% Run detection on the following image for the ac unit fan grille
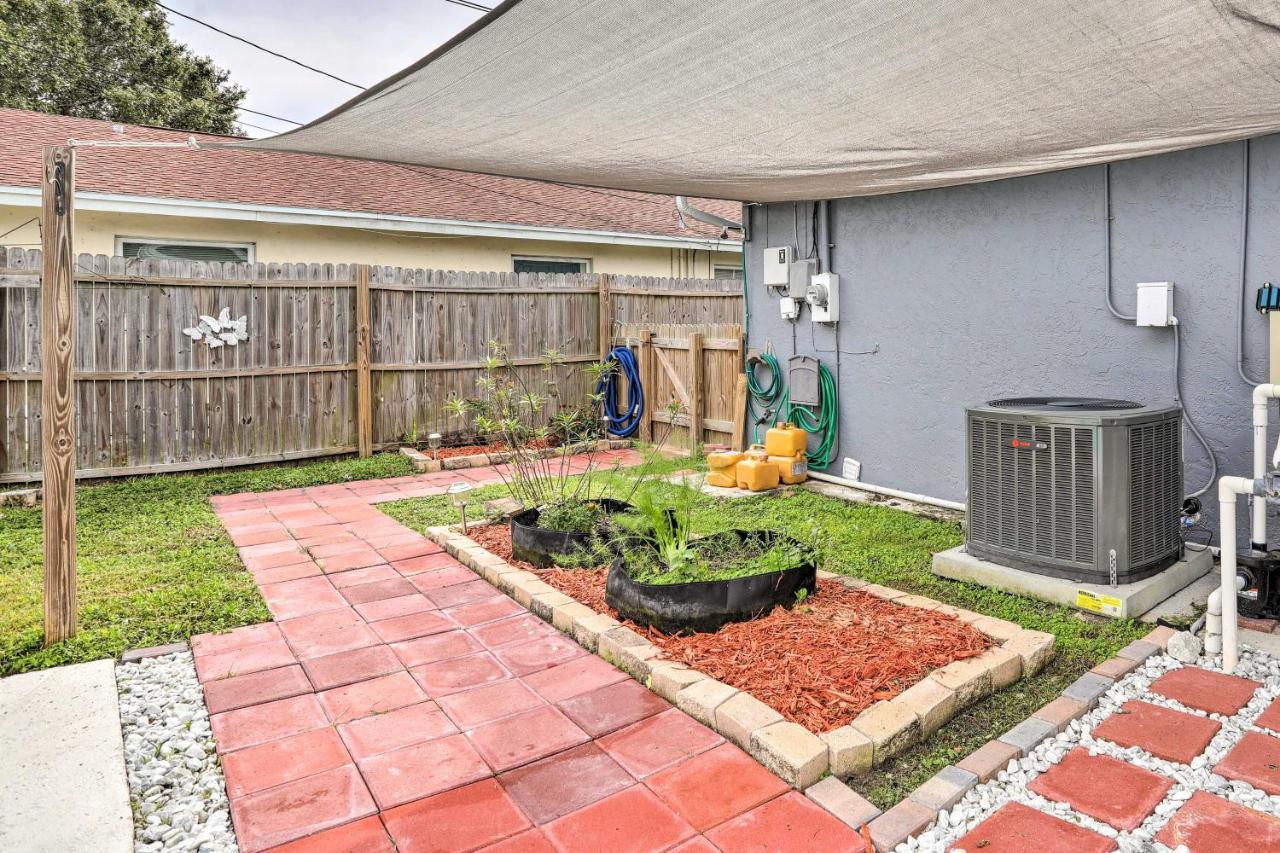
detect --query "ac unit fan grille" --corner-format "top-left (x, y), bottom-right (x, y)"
top-left (1129, 419), bottom-right (1181, 569)
top-left (968, 418), bottom-right (1095, 565)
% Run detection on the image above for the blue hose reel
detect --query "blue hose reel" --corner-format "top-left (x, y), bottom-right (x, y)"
top-left (598, 346), bottom-right (644, 437)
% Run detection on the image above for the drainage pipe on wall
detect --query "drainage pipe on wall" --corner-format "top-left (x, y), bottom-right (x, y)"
top-left (809, 470), bottom-right (966, 513)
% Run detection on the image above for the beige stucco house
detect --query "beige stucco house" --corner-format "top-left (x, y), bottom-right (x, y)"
top-left (0, 109), bottom-right (742, 276)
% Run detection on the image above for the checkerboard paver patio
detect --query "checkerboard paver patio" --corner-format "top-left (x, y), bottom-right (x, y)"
top-left (195, 451), bottom-right (863, 852)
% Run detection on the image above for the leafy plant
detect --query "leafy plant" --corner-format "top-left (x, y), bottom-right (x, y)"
top-left (627, 476), bottom-right (701, 575)
top-left (537, 499), bottom-right (605, 534)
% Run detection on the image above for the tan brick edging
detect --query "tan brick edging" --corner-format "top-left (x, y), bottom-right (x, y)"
top-left (398, 438), bottom-right (632, 473)
top-left (428, 526), bottom-right (1056, 804)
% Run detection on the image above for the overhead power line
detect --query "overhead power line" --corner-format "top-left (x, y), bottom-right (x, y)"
top-left (151, 1), bottom-right (367, 89)
top-left (441, 0), bottom-right (495, 11)
top-left (238, 106), bottom-right (302, 126)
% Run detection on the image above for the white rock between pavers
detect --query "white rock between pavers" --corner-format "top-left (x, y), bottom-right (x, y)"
top-left (116, 651), bottom-right (239, 853)
top-left (1167, 631), bottom-right (1203, 664)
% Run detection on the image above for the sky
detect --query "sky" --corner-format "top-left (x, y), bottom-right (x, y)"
top-left (163, 0), bottom-right (488, 138)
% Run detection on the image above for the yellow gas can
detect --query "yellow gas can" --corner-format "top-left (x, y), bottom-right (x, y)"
top-left (706, 451), bottom-right (744, 488)
top-left (765, 422), bottom-right (808, 459)
top-left (770, 450), bottom-right (809, 485)
top-left (736, 445), bottom-right (780, 491)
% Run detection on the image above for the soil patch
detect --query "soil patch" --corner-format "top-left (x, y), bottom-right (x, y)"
top-left (466, 523), bottom-right (992, 732)
top-left (417, 437), bottom-right (556, 460)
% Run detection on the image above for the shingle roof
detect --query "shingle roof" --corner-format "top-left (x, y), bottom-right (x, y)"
top-left (0, 108), bottom-right (741, 242)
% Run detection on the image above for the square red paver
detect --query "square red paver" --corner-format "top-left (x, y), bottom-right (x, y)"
top-left (480, 829), bottom-right (556, 852)
top-left (542, 785), bottom-right (694, 853)
top-left (391, 631), bottom-right (482, 668)
top-left (498, 742), bottom-right (636, 825)
top-left (523, 655), bottom-right (630, 704)
top-left (210, 694), bottom-right (329, 754)
top-left (427, 579), bottom-right (501, 609)
top-left (1256, 697), bottom-right (1280, 735)
top-left (401, 558), bottom-right (473, 582)
top-left (1214, 730), bottom-right (1280, 795)
top-left (264, 815), bottom-right (394, 853)
top-left (340, 577), bottom-right (419, 606)
top-left (470, 614), bottom-right (556, 648)
top-left (254, 561), bottom-right (324, 585)
top-left (378, 540), bottom-right (442, 563)
top-left (194, 638), bottom-right (298, 682)
top-left (448, 597), bottom-right (527, 628)
top-left (491, 634), bottom-right (586, 677)
top-left (1156, 790), bottom-right (1280, 852)
top-left (355, 593), bottom-right (437, 623)
top-left (597, 708), bottom-right (724, 779)
top-left (949, 801), bottom-right (1118, 853)
top-left (259, 576), bottom-right (348, 620)
top-left (1092, 699), bottom-right (1222, 763)
top-left (317, 671), bottom-right (428, 724)
top-left (1149, 666), bottom-right (1261, 716)
top-left (191, 622), bottom-right (283, 657)
top-left (229, 764), bottom-right (377, 853)
top-left (222, 726), bottom-right (352, 798)
top-left (411, 651), bottom-right (509, 697)
top-left (358, 732), bottom-right (492, 809)
top-left (556, 678), bottom-right (670, 737)
top-left (327, 564), bottom-right (399, 590)
top-left (645, 743), bottom-right (789, 832)
top-left (301, 644), bottom-right (404, 692)
top-left (1029, 748), bottom-right (1173, 830)
top-left (337, 700), bottom-right (458, 760)
top-left (316, 548), bottom-right (385, 574)
top-left (467, 704), bottom-right (591, 772)
top-left (382, 778), bottom-right (531, 853)
top-left (437, 678), bottom-right (546, 729)
top-left (372, 610), bottom-right (458, 645)
top-left (278, 608), bottom-right (380, 660)
top-left (203, 664), bottom-right (312, 715)
top-left (703, 791), bottom-right (862, 852)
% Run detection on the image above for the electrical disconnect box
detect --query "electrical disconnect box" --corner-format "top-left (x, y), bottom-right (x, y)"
top-left (788, 259), bottom-right (816, 299)
top-left (1136, 282), bottom-right (1175, 327)
top-left (763, 247), bottom-right (792, 287)
top-left (807, 272), bottom-right (839, 323)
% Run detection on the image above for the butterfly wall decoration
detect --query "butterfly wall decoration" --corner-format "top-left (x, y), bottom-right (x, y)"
top-left (182, 308), bottom-right (248, 350)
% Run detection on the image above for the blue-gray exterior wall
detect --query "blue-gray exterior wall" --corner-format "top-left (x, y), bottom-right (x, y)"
top-left (744, 137), bottom-right (1280, 537)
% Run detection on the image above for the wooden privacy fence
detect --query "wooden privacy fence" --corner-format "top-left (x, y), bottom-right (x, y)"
top-left (0, 248), bottom-right (742, 481)
top-left (615, 322), bottom-right (747, 452)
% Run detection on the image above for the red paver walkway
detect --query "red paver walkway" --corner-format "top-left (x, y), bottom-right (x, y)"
top-left (195, 452), bottom-right (861, 852)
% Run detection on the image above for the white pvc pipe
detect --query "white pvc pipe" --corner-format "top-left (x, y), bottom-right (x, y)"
top-left (1205, 574), bottom-right (1246, 655)
top-left (1251, 385), bottom-right (1280, 548)
top-left (809, 470), bottom-right (966, 512)
top-left (1219, 475), bottom-right (1259, 673)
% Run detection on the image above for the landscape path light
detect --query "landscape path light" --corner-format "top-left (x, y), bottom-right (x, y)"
top-left (447, 481), bottom-right (473, 534)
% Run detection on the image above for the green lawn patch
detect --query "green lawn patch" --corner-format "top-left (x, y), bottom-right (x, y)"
top-left (0, 453), bottom-right (414, 676)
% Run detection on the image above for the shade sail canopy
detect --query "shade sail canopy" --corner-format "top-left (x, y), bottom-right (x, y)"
top-left (248, 0), bottom-right (1280, 202)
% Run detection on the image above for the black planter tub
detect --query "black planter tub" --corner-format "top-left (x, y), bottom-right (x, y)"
top-left (605, 529), bottom-right (818, 634)
top-left (509, 498), bottom-right (631, 568)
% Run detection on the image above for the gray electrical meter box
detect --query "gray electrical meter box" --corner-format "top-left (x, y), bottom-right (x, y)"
top-left (788, 259), bottom-right (816, 299)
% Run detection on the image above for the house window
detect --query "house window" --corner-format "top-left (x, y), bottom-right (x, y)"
top-left (117, 237), bottom-right (255, 264)
top-left (512, 255), bottom-right (591, 274)
top-left (713, 264), bottom-right (742, 280)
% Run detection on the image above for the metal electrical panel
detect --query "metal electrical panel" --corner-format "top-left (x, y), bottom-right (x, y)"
top-left (763, 247), bottom-right (792, 286)
top-left (788, 355), bottom-right (821, 407)
top-left (1136, 282), bottom-right (1174, 327)
top-left (788, 259), bottom-right (816, 299)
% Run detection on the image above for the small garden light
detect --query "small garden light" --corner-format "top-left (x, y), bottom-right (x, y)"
top-left (446, 481), bottom-right (473, 533)
top-left (427, 432), bottom-right (442, 460)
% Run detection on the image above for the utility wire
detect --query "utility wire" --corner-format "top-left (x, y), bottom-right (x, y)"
top-left (0, 218), bottom-right (37, 242)
top-left (441, 0), bottom-right (494, 12)
top-left (150, 1), bottom-right (367, 89)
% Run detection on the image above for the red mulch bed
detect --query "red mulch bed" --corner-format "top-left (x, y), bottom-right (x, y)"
top-left (420, 437), bottom-right (556, 460)
top-left (465, 523), bottom-right (992, 733)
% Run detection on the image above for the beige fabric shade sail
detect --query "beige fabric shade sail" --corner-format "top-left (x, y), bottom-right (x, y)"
top-left (247, 0), bottom-right (1280, 202)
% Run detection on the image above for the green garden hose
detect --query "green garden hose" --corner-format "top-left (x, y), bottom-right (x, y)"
top-left (784, 361), bottom-right (838, 470)
top-left (746, 352), bottom-right (783, 442)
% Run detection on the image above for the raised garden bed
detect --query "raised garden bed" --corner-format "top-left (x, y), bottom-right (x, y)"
top-left (432, 521), bottom-right (1057, 790)
top-left (510, 497), bottom-right (632, 568)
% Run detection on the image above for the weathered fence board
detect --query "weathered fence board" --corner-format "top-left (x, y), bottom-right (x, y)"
top-left (0, 248), bottom-right (742, 480)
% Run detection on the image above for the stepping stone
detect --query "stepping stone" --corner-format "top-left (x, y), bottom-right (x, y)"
top-left (1156, 791), bottom-right (1280, 852)
top-left (542, 786), bottom-right (695, 853)
top-left (382, 779), bottom-right (531, 852)
top-left (1214, 730), bottom-right (1280, 796)
top-left (704, 792), bottom-right (863, 852)
top-left (1255, 697), bottom-right (1280, 735)
top-left (597, 708), bottom-right (724, 778)
top-left (950, 802), bottom-right (1117, 853)
top-left (1092, 699), bottom-right (1221, 763)
top-left (1149, 666), bottom-right (1261, 716)
top-left (230, 764), bottom-right (376, 853)
top-left (0, 660), bottom-right (133, 853)
top-left (646, 743), bottom-right (789, 832)
top-left (497, 742), bottom-right (635, 825)
top-left (1029, 747), bottom-right (1172, 830)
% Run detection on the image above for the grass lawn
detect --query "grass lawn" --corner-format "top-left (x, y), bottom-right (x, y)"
top-left (384, 476), bottom-right (1150, 808)
top-left (0, 453), bottom-right (414, 676)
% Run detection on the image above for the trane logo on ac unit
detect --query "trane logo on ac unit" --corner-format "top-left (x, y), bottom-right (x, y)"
top-left (1008, 439), bottom-right (1048, 451)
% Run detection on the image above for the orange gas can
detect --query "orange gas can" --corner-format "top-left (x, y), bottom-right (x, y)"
top-left (706, 450), bottom-right (744, 487)
top-left (770, 450), bottom-right (809, 485)
top-left (736, 445), bottom-right (780, 491)
top-left (765, 422), bottom-right (808, 459)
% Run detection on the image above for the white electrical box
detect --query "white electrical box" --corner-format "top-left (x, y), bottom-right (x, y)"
top-left (807, 272), bottom-right (840, 323)
top-left (763, 247), bottom-right (792, 287)
top-left (1136, 282), bottom-right (1175, 327)
top-left (780, 296), bottom-right (800, 320)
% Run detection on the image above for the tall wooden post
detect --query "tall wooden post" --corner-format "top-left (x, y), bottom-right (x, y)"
top-left (42, 146), bottom-right (76, 646)
top-left (688, 332), bottom-right (704, 453)
top-left (354, 263), bottom-right (373, 457)
top-left (638, 329), bottom-right (654, 442)
top-left (597, 273), bottom-right (612, 360)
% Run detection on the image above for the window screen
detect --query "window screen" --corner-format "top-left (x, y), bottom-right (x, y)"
top-left (714, 265), bottom-right (742, 280)
top-left (512, 257), bottom-right (588, 274)
top-left (120, 240), bottom-right (252, 264)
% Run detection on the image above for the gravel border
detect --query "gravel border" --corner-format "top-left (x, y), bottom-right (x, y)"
top-left (116, 650), bottom-right (238, 853)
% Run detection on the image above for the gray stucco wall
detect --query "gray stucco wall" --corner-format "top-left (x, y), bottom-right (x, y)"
top-left (745, 137), bottom-right (1280, 538)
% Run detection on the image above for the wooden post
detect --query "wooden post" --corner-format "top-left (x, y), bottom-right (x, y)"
top-left (41, 145), bottom-right (76, 646)
top-left (688, 332), bottom-right (704, 453)
top-left (638, 329), bottom-right (654, 442)
top-left (730, 373), bottom-right (748, 451)
top-left (354, 264), bottom-right (373, 457)
top-left (597, 273), bottom-right (612, 360)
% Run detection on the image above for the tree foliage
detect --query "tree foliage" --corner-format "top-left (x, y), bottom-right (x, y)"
top-left (0, 0), bottom-right (246, 134)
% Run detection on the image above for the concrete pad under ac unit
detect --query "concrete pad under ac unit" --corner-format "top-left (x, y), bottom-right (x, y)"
top-left (931, 545), bottom-right (1213, 620)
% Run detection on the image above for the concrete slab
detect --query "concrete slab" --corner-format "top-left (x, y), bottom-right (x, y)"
top-left (0, 660), bottom-right (133, 853)
top-left (931, 545), bottom-right (1212, 620)
top-left (1140, 570), bottom-right (1215, 624)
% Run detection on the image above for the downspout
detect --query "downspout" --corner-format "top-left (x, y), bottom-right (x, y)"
top-left (675, 196), bottom-right (742, 232)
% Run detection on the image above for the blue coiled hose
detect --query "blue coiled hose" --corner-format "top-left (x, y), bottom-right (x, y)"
top-left (598, 346), bottom-right (644, 437)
